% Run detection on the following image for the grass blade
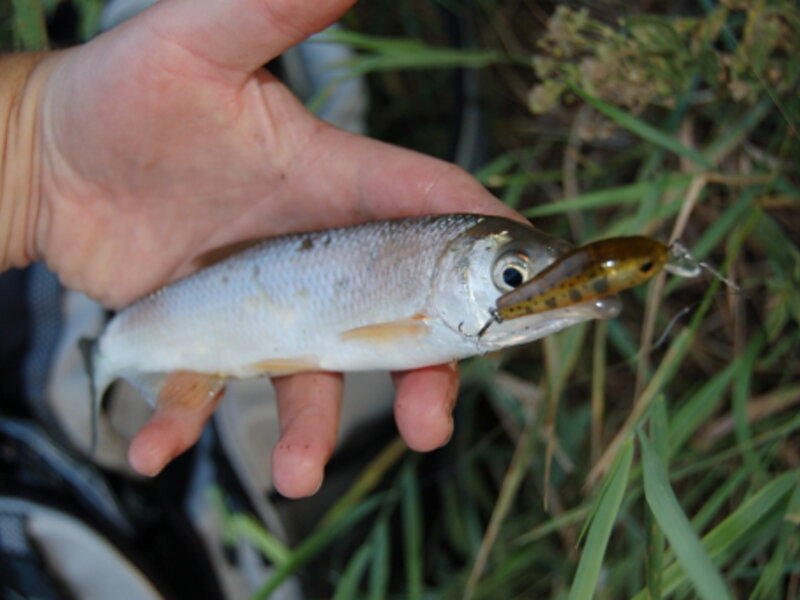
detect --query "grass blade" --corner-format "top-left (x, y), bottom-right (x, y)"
top-left (228, 513), bottom-right (291, 566)
top-left (588, 328), bottom-right (694, 488)
top-left (567, 438), bottom-right (634, 600)
top-left (317, 28), bottom-right (504, 72)
top-left (731, 333), bottom-right (767, 480)
top-left (401, 463), bottom-right (423, 600)
top-left (638, 431), bottom-right (732, 600)
top-left (464, 418), bottom-right (538, 599)
top-left (210, 488), bottom-right (290, 566)
top-left (368, 518), bottom-right (390, 600)
top-left (332, 542), bottom-right (372, 600)
top-left (522, 174), bottom-right (692, 218)
top-left (252, 495), bottom-right (385, 600)
top-left (319, 436), bottom-right (406, 529)
top-left (667, 360), bottom-right (738, 454)
top-left (645, 395), bottom-right (669, 600)
top-left (569, 85), bottom-right (715, 169)
top-left (696, 471), bottom-right (799, 565)
top-left (632, 470), bottom-right (800, 599)
top-left (12, 0), bottom-right (48, 50)
top-left (749, 477), bottom-right (800, 599)
top-left (704, 97), bottom-right (774, 162)
top-left (71, 0), bottom-right (103, 41)
top-left (689, 467), bottom-right (750, 535)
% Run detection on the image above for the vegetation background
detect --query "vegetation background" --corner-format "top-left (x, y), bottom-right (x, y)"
top-left (4, 0), bottom-right (799, 598)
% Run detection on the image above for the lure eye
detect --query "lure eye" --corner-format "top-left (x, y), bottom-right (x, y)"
top-left (492, 252), bottom-right (532, 291)
top-left (639, 261), bottom-right (655, 273)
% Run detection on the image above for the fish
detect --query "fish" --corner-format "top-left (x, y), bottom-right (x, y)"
top-left (491, 235), bottom-right (683, 322)
top-left (81, 214), bottom-right (622, 448)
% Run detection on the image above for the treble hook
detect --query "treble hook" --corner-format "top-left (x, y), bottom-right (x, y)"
top-left (477, 308), bottom-right (503, 338)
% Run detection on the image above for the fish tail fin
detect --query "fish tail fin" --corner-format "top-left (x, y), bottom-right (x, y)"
top-left (78, 337), bottom-right (110, 455)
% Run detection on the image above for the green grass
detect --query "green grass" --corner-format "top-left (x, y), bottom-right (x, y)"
top-left (568, 438), bottom-right (634, 600)
top-left (8, 0), bottom-right (799, 598)
top-left (250, 3), bottom-right (797, 598)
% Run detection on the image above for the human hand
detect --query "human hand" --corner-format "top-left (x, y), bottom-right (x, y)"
top-left (25, 0), bottom-right (521, 496)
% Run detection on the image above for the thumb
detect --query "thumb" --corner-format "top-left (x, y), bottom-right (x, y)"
top-left (144, 0), bottom-right (355, 74)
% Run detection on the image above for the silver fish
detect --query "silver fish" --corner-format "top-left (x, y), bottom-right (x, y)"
top-left (82, 214), bottom-right (621, 446)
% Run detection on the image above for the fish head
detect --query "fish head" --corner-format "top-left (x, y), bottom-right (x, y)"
top-left (431, 217), bottom-right (622, 349)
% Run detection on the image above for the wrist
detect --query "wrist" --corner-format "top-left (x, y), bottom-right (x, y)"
top-left (0, 52), bottom-right (54, 270)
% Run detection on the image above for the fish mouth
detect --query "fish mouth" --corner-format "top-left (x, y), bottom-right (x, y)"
top-left (477, 295), bottom-right (622, 349)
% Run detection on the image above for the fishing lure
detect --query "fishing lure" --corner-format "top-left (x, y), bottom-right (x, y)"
top-left (480, 235), bottom-right (703, 332)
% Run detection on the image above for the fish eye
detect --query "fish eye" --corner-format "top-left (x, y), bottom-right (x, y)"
top-left (639, 261), bottom-right (655, 273)
top-left (503, 267), bottom-right (524, 288)
top-left (492, 252), bottom-right (532, 291)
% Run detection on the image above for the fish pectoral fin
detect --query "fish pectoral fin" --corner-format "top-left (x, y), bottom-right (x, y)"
top-left (339, 315), bottom-right (430, 344)
top-left (127, 371), bottom-right (226, 411)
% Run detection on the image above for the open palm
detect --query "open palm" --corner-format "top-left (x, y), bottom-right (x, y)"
top-left (32, 0), bottom-right (519, 496)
